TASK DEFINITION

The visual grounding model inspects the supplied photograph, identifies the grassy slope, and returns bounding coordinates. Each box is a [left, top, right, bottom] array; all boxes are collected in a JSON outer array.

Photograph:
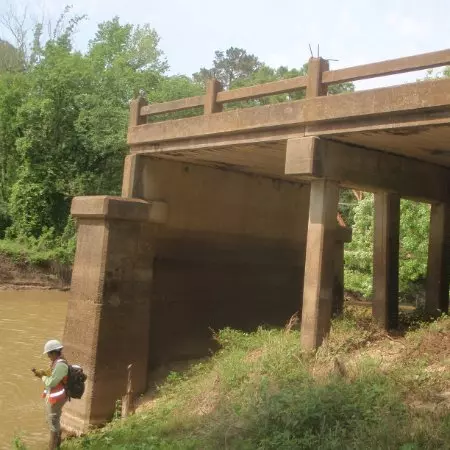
[[64, 306, 450, 450]]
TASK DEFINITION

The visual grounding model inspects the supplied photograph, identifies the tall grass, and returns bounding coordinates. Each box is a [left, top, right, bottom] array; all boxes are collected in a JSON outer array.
[[63, 308, 450, 450]]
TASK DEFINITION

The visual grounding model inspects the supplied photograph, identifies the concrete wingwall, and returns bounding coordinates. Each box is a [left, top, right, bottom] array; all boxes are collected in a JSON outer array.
[[135, 157, 311, 366]]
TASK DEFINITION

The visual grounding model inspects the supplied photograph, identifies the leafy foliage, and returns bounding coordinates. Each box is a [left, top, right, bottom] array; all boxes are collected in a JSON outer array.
[[0, 39, 23, 72], [344, 193, 430, 299], [0, 11, 190, 255], [193, 47, 262, 89]]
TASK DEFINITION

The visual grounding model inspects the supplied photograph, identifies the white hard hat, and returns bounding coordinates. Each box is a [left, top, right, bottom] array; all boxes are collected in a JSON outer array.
[[43, 339, 63, 354]]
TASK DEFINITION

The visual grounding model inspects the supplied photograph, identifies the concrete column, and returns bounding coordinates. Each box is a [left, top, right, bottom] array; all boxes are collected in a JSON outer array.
[[332, 227, 352, 317], [332, 240, 345, 317], [121, 153, 145, 199], [301, 179, 340, 350], [61, 196, 167, 433], [425, 203, 450, 316], [373, 192, 400, 329]]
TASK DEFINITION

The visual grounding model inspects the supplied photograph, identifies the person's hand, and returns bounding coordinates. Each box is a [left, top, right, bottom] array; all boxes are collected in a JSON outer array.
[[31, 368, 44, 378]]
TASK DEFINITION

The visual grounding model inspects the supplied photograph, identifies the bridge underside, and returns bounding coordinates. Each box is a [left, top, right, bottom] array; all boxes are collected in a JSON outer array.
[[126, 115, 450, 344], [129, 123, 450, 182]]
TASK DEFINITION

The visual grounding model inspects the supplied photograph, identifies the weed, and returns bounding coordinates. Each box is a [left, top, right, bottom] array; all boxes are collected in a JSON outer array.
[[12, 435, 28, 449]]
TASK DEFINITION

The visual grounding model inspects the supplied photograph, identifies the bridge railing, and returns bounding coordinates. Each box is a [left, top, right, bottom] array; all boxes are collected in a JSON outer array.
[[134, 49, 450, 123]]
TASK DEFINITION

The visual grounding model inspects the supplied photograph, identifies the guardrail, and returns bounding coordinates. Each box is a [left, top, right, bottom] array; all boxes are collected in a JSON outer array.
[[132, 49, 450, 123]]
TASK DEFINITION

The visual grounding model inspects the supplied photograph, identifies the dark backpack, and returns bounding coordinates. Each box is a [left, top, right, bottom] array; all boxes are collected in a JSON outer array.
[[65, 364, 87, 400]]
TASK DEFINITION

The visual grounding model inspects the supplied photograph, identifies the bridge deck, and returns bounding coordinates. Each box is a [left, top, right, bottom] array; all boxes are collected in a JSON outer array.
[[128, 49, 450, 179]]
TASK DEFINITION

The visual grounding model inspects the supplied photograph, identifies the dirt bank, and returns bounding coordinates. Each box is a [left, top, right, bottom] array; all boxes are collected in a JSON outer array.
[[0, 254, 71, 290]]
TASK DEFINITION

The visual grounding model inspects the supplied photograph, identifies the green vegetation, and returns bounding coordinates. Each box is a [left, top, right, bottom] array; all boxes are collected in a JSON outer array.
[[60, 306, 450, 449], [0, 5, 446, 294], [344, 194, 431, 301]]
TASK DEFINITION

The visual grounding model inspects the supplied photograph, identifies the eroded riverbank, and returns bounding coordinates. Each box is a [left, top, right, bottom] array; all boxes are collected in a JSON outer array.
[[0, 255, 70, 291]]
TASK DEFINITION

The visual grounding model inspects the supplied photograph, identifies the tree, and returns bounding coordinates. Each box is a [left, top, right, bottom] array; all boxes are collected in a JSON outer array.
[[193, 47, 262, 89], [344, 194, 430, 301], [147, 75, 204, 121], [0, 70, 27, 201], [6, 15, 168, 240], [0, 4, 28, 67]]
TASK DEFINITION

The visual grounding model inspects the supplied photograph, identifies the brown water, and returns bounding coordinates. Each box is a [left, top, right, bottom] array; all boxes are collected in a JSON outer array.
[[0, 290, 68, 450]]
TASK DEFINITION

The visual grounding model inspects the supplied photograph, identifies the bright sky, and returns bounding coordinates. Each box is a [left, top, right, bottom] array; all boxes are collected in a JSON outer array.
[[3, 0, 449, 90]]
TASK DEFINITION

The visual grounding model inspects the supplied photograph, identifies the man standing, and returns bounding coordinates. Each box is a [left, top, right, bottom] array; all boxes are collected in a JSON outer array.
[[32, 339, 69, 450]]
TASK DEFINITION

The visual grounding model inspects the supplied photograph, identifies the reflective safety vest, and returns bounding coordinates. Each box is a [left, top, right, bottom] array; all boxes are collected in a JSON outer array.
[[42, 358, 68, 404]]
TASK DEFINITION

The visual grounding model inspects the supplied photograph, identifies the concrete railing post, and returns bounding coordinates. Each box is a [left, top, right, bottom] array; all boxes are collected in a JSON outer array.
[[306, 57, 329, 98], [129, 96, 148, 127], [204, 78, 223, 114]]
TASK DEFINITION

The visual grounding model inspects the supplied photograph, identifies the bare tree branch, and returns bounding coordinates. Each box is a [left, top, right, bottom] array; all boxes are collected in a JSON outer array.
[[0, 2, 29, 61]]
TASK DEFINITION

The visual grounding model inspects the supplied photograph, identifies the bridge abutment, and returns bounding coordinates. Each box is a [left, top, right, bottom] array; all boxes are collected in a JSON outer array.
[[62, 157, 350, 431], [61, 196, 166, 433]]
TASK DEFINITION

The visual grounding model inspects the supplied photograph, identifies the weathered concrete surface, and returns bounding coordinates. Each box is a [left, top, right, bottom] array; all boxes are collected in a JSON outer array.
[[284, 137, 450, 203], [128, 78, 450, 146], [120, 156, 350, 364], [138, 158, 311, 364], [61, 196, 165, 432], [300, 179, 340, 350], [373, 192, 400, 330], [426, 203, 450, 316]]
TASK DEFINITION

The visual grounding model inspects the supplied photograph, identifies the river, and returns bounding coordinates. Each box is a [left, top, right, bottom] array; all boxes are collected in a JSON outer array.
[[0, 290, 68, 450]]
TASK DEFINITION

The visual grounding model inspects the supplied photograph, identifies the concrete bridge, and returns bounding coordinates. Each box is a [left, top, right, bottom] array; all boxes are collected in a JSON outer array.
[[62, 49, 450, 433]]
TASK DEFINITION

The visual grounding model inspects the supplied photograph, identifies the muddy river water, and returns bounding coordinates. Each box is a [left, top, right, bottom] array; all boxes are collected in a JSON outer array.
[[0, 290, 68, 449]]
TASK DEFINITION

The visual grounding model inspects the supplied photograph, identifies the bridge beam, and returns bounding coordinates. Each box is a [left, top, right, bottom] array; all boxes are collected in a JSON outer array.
[[285, 136, 450, 204]]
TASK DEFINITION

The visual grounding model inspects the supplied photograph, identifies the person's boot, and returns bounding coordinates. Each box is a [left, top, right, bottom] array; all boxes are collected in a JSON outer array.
[[49, 431, 58, 449], [57, 431, 62, 448]]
